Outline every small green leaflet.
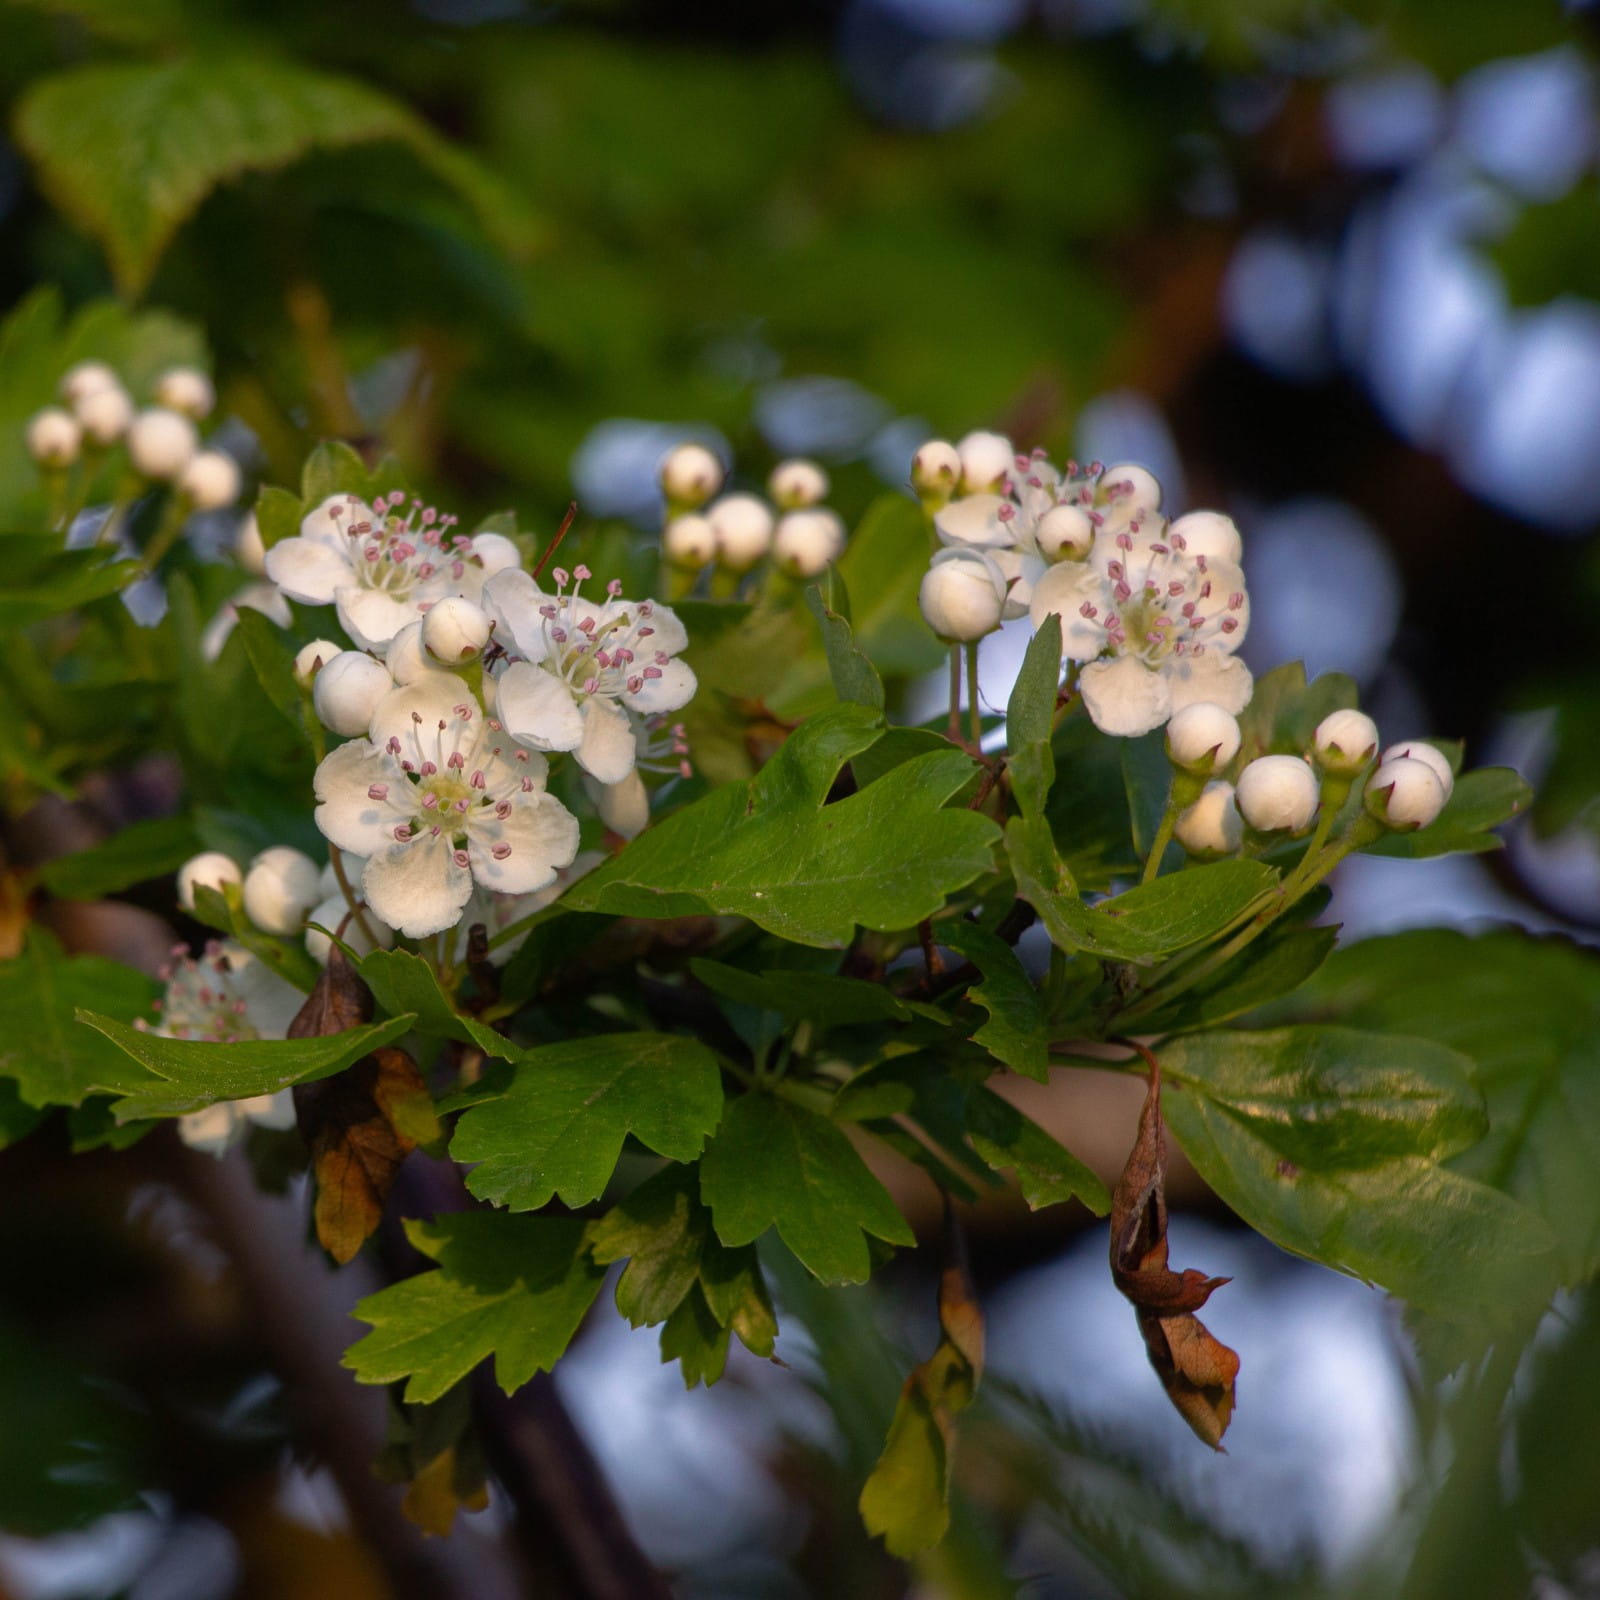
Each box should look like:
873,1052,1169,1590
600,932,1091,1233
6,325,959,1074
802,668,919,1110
699,1093,915,1284
804,579,884,710
937,921,1050,1082
345,1214,605,1404
450,1033,723,1210
1005,616,1061,820
964,1086,1110,1214
588,1164,709,1328
358,947,514,1059
36,815,202,901
565,703,1000,947
78,1010,416,1120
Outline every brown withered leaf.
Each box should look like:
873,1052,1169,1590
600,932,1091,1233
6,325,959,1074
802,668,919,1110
287,943,373,1039
294,1045,438,1264
1110,1050,1239,1451
401,1446,490,1538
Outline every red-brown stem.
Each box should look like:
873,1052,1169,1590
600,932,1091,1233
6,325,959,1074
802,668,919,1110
532,501,580,580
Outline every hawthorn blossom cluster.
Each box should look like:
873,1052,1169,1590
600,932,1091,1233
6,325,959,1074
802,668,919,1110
658,443,846,586
912,432,1252,739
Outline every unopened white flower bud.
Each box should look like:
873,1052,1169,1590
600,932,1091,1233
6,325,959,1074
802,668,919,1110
423,596,492,664
708,494,774,571
1100,462,1163,512
177,851,242,913
126,408,198,481
911,439,961,497
305,892,394,964
1035,503,1094,563
74,384,133,446
593,770,652,839
178,449,241,511
1380,740,1453,802
26,407,81,467
153,366,215,420
919,549,1005,642
242,846,322,936
1365,756,1446,831
1169,510,1243,566
955,430,1013,494
60,360,120,406
1166,701,1241,774
293,638,345,686
1313,709,1380,775
660,443,724,507
1235,754,1319,832
235,513,267,576
663,513,716,570
383,621,432,686
1175,781,1243,856
312,650,393,735
768,458,829,509
772,508,845,577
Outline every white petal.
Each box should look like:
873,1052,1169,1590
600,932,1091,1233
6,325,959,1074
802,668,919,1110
633,601,688,657
1167,652,1253,718
1029,562,1111,662
481,569,553,661
1080,655,1171,737
574,696,637,783
362,835,474,939
934,494,1013,549
335,586,423,652
471,532,522,578
994,550,1045,620
368,672,475,750
313,742,415,856
496,663,583,752
622,657,697,715
264,537,353,605
469,792,581,896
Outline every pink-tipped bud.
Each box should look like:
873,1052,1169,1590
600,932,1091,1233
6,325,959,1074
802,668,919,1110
1365,755,1447,830
1312,709,1379,776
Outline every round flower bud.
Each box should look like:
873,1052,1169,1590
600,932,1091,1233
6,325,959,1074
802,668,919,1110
772,508,845,577
25,407,81,468
919,549,1005,641
423,596,492,664
1380,740,1453,802
312,650,393,735
153,366,215,420
383,621,432,686
1035,503,1094,563
1365,756,1447,831
1313,709,1380,776
293,638,345,686
1235,754,1320,833
768,458,830,509
1169,510,1243,566
659,443,724,508
1175,781,1243,857
663,513,716,570
178,449,241,511
911,439,961,497
955,430,1013,494
1166,701,1242,774
1100,462,1163,514
177,851,242,913
708,494,774,571
242,846,322,936
305,892,394,965
74,384,133,446
60,360,120,406
235,513,267,576
126,408,198,481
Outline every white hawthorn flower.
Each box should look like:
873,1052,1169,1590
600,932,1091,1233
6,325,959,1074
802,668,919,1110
382,620,433,686
242,846,322,936
1365,756,1447,830
142,940,303,1156
1380,740,1454,802
153,367,216,420
769,458,829,509
445,851,606,967
200,583,293,663
483,566,696,785
235,513,267,577
955,431,1013,494
304,887,395,965
264,492,520,652
1236,754,1319,833
707,494,774,571
127,408,199,481
313,674,581,939
660,443,724,507
919,548,1006,641
1030,514,1252,738
178,450,241,511
293,638,345,685
74,385,133,447
663,513,716,570
772,508,844,577
60,360,121,407
423,596,492,664
312,650,394,736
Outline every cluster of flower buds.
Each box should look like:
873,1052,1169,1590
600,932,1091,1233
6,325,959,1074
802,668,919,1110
26,360,242,512
658,443,844,587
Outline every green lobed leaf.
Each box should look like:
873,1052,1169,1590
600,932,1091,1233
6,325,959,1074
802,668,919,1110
587,1164,707,1328
699,1235,778,1358
659,1285,732,1389
0,931,161,1108
1160,1027,1559,1319
964,1085,1110,1214
345,1213,605,1405
36,815,200,901
700,1092,915,1284
804,579,884,710
450,1033,724,1210
358,948,515,1059
859,1377,949,1557
78,1010,416,1119
565,703,1001,947
936,921,1049,1082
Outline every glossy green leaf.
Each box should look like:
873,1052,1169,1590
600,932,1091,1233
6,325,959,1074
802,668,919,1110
804,579,884,710
566,703,1000,947
587,1164,707,1328
659,1285,732,1389
699,1236,778,1358
700,1092,915,1284
1136,919,1338,1033
345,1213,605,1404
965,1086,1110,1214
36,815,200,901
231,607,306,735
450,1033,723,1210
937,921,1049,1082
358,948,514,1059
1006,615,1061,819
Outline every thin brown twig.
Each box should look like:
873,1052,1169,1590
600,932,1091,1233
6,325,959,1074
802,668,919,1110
532,501,580,581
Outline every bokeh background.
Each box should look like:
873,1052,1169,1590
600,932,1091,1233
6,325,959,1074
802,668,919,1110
1,1,1598,1595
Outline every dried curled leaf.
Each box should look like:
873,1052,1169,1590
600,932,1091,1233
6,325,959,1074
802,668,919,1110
1110,1052,1239,1450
